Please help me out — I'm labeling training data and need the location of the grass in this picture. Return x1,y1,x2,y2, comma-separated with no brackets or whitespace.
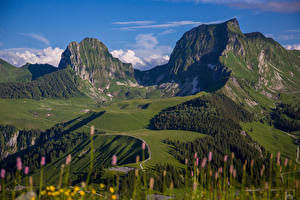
0,96,96,129
87,93,205,132
30,134,145,185
242,121,298,160
3,136,300,200
113,129,207,168
1,92,298,170
1,94,300,199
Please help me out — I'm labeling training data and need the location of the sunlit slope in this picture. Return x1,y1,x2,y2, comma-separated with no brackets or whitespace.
0,96,96,129
242,122,298,160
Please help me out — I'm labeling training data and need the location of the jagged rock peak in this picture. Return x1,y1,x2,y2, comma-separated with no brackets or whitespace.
68,37,108,51
224,18,240,29
58,37,136,89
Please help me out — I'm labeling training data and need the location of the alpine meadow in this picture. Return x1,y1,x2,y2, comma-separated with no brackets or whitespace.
0,1,300,199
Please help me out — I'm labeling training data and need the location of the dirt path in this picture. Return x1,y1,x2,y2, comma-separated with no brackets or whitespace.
284,132,300,164
133,136,151,170
296,146,300,164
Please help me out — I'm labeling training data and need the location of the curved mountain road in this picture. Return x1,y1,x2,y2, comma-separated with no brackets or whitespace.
72,119,152,170
285,132,300,165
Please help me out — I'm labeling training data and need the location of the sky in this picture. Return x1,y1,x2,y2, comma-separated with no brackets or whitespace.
0,0,299,70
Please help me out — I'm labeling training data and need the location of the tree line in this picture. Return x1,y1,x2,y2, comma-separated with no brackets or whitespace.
0,68,82,99
149,93,270,184
272,103,300,132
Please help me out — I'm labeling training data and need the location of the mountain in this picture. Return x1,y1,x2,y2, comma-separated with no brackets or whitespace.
1,19,300,106
58,38,137,90
21,63,58,80
0,59,58,82
0,66,82,99
135,18,300,110
58,38,173,100
0,59,32,82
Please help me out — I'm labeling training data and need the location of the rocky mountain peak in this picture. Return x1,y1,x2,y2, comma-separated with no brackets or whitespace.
225,18,240,30
136,18,300,103
58,37,136,90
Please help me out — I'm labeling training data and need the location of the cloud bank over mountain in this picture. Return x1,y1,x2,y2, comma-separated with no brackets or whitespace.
111,34,171,70
0,47,64,67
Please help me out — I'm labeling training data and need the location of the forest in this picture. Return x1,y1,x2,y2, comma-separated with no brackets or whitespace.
272,103,300,132
0,123,94,181
0,68,81,99
149,94,270,184
149,93,254,136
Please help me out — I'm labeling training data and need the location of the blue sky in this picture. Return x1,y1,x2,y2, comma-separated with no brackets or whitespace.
0,0,299,69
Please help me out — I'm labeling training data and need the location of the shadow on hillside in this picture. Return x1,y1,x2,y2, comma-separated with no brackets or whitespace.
66,111,105,132
27,64,58,80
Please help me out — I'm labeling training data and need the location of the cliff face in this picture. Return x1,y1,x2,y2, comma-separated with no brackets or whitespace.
135,19,238,95
135,18,300,109
59,38,136,91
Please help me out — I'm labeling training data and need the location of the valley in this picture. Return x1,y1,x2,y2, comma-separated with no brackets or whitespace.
0,18,299,199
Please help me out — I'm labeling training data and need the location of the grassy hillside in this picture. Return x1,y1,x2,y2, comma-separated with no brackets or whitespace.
242,122,298,160
0,96,96,129
30,134,146,185
0,67,82,99
0,59,32,82
0,92,298,175
89,93,205,132
114,129,207,168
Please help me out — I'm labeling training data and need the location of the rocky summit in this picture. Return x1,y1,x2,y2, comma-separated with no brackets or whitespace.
58,38,136,91
1,18,300,109
135,18,300,110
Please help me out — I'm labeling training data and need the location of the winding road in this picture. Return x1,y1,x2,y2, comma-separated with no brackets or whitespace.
285,132,300,164
33,115,153,170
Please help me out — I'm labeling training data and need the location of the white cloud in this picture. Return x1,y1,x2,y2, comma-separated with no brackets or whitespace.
285,30,300,33
276,34,300,41
111,34,172,70
165,0,300,13
158,29,176,35
112,21,155,25
284,44,300,50
0,47,64,67
115,20,224,30
111,49,145,67
19,33,50,45
135,34,158,49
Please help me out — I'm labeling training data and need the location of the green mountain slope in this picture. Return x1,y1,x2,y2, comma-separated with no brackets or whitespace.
135,18,300,112
0,67,82,99
0,59,32,82
0,59,59,82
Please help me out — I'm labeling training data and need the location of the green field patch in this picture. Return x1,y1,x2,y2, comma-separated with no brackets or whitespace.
242,121,298,160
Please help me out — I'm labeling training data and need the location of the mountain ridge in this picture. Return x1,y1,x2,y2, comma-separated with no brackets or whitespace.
135,18,300,111
0,18,299,110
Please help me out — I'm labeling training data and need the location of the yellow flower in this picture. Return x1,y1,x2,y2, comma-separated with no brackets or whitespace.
59,188,64,193
49,185,55,192
91,189,96,194
79,190,85,196
112,194,117,200
100,183,105,189
30,197,36,200
74,186,80,192
40,190,46,195
65,191,70,196
53,191,60,196
109,187,115,193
